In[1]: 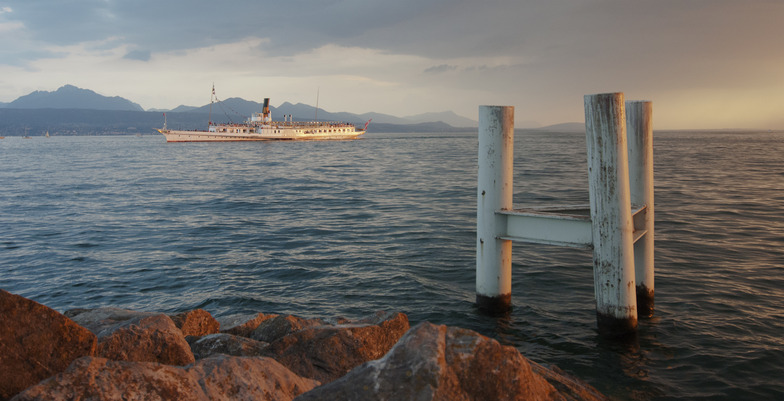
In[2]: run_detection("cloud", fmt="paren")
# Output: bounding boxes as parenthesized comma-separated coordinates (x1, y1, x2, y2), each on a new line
(3, 1, 470, 60)
(124, 49, 151, 61)
(1, 0, 784, 128)
(6, 0, 782, 70)
(424, 64, 457, 74)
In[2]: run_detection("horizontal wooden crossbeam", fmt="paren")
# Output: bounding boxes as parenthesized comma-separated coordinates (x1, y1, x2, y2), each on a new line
(497, 204, 649, 248)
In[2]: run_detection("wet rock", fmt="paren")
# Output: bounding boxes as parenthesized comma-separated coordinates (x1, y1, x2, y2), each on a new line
(189, 333, 269, 359)
(66, 308, 195, 365)
(11, 355, 320, 401)
(218, 312, 279, 337)
(265, 311, 409, 384)
(250, 314, 327, 343)
(169, 309, 220, 337)
(96, 314, 195, 366)
(64, 307, 157, 337)
(296, 321, 608, 401)
(0, 290, 97, 401)
(530, 362, 610, 401)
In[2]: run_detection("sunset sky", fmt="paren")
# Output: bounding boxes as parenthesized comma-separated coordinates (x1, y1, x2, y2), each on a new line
(1, 0, 782, 129)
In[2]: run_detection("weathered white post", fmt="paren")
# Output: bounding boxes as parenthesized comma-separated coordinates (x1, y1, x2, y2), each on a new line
(626, 101, 655, 317)
(584, 93, 638, 336)
(476, 106, 514, 313)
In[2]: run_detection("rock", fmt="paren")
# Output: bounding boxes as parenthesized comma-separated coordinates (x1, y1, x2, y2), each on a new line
(67, 308, 195, 366)
(11, 355, 320, 401)
(218, 312, 279, 337)
(265, 311, 409, 384)
(169, 309, 220, 337)
(96, 314, 195, 366)
(0, 289, 97, 401)
(249, 314, 327, 343)
(64, 307, 157, 337)
(296, 321, 609, 401)
(530, 362, 610, 401)
(189, 333, 269, 359)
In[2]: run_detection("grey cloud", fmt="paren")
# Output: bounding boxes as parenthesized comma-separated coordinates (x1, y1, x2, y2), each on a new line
(4, 0, 468, 59)
(424, 64, 457, 74)
(5, 0, 783, 64)
(124, 50, 151, 61)
(4, 0, 784, 114)
(6, 0, 117, 45)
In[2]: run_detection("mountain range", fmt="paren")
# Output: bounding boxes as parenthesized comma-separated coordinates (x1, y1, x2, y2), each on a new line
(0, 85, 584, 136)
(0, 85, 478, 130)
(160, 96, 479, 127)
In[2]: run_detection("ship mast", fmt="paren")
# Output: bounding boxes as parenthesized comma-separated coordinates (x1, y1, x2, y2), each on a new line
(208, 84, 215, 127)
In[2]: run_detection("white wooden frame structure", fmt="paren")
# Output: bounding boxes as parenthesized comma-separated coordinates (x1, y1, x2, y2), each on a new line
(476, 92, 654, 336)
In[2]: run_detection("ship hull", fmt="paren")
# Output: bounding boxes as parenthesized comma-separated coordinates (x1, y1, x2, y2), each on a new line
(157, 95, 368, 142)
(159, 129, 271, 142)
(159, 128, 364, 142)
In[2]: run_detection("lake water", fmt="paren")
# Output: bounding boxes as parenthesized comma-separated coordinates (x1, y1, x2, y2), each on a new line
(1, 131, 782, 400)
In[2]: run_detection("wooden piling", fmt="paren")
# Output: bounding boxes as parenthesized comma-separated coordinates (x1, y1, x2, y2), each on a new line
(626, 101, 655, 317)
(584, 93, 638, 336)
(476, 105, 514, 313)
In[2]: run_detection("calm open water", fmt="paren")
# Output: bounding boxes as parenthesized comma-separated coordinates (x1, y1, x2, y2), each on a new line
(1, 131, 782, 400)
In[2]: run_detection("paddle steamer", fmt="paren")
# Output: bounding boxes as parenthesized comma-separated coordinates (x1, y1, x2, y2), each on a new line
(158, 92, 368, 142)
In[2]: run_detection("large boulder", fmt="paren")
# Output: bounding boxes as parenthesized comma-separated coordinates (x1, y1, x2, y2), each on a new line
(0, 290, 97, 401)
(296, 322, 609, 401)
(11, 355, 320, 401)
(218, 312, 279, 337)
(265, 311, 409, 384)
(64, 307, 157, 337)
(169, 309, 220, 337)
(65, 307, 195, 365)
(249, 314, 327, 343)
(188, 333, 269, 359)
(95, 314, 195, 366)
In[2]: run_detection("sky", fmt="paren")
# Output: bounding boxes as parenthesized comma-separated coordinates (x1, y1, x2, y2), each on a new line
(1, 0, 782, 129)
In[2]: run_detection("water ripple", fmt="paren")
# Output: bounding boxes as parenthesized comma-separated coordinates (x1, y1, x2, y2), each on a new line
(1, 132, 783, 400)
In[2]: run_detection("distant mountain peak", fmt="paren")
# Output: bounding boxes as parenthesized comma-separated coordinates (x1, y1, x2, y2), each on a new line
(403, 110, 478, 128)
(58, 84, 81, 91)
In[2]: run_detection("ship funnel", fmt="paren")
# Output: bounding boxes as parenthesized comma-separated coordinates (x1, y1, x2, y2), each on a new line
(262, 98, 271, 122)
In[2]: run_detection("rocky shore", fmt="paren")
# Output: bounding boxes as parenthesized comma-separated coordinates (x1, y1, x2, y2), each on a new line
(1, 289, 608, 400)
